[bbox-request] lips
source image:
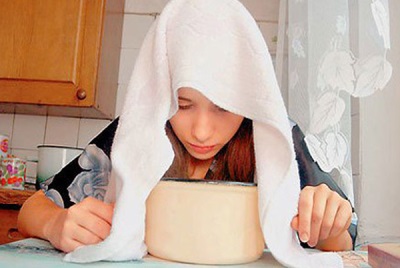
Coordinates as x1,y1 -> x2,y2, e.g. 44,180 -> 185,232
188,143 -> 216,154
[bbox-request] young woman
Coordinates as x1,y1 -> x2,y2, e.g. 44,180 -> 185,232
17,87 -> 355,253
18,0 -> 356,262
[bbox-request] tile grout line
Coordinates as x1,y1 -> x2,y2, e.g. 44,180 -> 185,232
42,115 -> 49,146
76,118 -> 82,148
10,113 -> 16,152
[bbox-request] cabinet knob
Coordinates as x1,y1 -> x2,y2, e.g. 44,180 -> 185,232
76,89 -> 87,100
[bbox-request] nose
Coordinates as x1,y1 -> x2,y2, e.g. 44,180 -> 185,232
192,111 -> 215,144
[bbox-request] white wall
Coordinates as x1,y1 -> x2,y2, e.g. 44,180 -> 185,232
354,0 -> 400,244
0,0 -> 280,176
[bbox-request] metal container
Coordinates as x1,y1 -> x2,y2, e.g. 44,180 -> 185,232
145,178 -> 265,265
37,145 -> 83,184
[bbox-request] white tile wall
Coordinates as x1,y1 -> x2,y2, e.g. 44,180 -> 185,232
12,115 -> 46,150
77,119 -> 112,148
124,0 -> 281,22
115,84 -> 129,116
44,116 -> 80,147
118,48 -> 140,84
121,15 -> 155,49
258,22 -> 279,54
240,0 -> 280,21
125,0 -> 169,14
1,0 -> 281,164
10,149 -> 39,162
0,113 -> 14,141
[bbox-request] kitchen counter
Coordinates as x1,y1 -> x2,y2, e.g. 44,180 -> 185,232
0,187 -> 36,206
0,238 -> 370,267
0,189 -> 374,267
0,187 -> 36,244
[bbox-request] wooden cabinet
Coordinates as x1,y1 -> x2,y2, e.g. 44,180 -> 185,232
0,0 -> 124,119
0,188 -> 35,244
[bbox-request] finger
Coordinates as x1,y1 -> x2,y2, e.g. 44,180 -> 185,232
71,209 -> 112,240
297,186 -> 314,243
52,219 -> 84,253
81,197 -> 114,225
291,215 -> 299,231
68,201 -> 112,240
307,189 -> 328,247
70,224 -> 104,246
318,195 -> 339,241
61,238 -> 84,253
329,201 -> 352,238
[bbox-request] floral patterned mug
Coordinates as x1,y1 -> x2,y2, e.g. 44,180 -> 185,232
0,157 -> 26,190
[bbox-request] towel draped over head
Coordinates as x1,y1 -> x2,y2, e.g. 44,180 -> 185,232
65,0 -> 343,267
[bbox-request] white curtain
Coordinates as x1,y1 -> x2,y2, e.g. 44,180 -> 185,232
276,0 -> 392,206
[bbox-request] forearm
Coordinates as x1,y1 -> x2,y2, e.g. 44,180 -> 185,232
17,190 -> 64,240
292,124 -> 356,252
315,229 -> 353,251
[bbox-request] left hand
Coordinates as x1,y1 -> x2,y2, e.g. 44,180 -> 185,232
291,184 -> 352,248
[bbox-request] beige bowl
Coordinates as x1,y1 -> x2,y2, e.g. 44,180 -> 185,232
145,178 -> 265,265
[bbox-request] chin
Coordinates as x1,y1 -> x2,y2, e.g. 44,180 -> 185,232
189,151 -> 216,161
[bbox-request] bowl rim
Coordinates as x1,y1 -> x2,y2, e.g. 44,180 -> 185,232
37,144 -> 84,150
161,177 -> 257,187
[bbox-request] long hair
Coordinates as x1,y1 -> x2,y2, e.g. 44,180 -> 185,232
164,118 -> 255,183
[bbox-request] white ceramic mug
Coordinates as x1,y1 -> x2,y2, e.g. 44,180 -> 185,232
37,145 -> 83,184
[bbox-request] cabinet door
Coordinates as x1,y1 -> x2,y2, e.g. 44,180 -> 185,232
0,0 -> 122,118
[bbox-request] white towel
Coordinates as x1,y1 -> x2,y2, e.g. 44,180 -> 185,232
65,0 -> 343,267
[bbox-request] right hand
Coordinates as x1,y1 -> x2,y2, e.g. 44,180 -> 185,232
44,197 -> 114,253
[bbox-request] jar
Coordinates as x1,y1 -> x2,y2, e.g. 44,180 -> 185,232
0,134 -> 9,159
0,157 -> 26,190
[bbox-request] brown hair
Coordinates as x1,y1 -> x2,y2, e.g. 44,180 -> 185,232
164,118 -> 255,183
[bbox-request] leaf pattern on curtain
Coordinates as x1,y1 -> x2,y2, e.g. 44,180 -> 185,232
353,56 -> 393,97
371,0 -> 391,49
309,92 -> 345,134
283,0 -> 392,205
304,131 -> 348,173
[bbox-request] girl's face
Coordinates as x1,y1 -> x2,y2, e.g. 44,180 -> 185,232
169,87 -> 244,161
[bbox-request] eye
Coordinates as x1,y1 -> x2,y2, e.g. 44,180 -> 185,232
179,104 -> 192,110
215,105 -> 228,112
177,97 -> 192,110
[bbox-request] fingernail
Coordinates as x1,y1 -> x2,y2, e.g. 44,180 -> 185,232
308,241 -> 316,248
300,232 -> 309,242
